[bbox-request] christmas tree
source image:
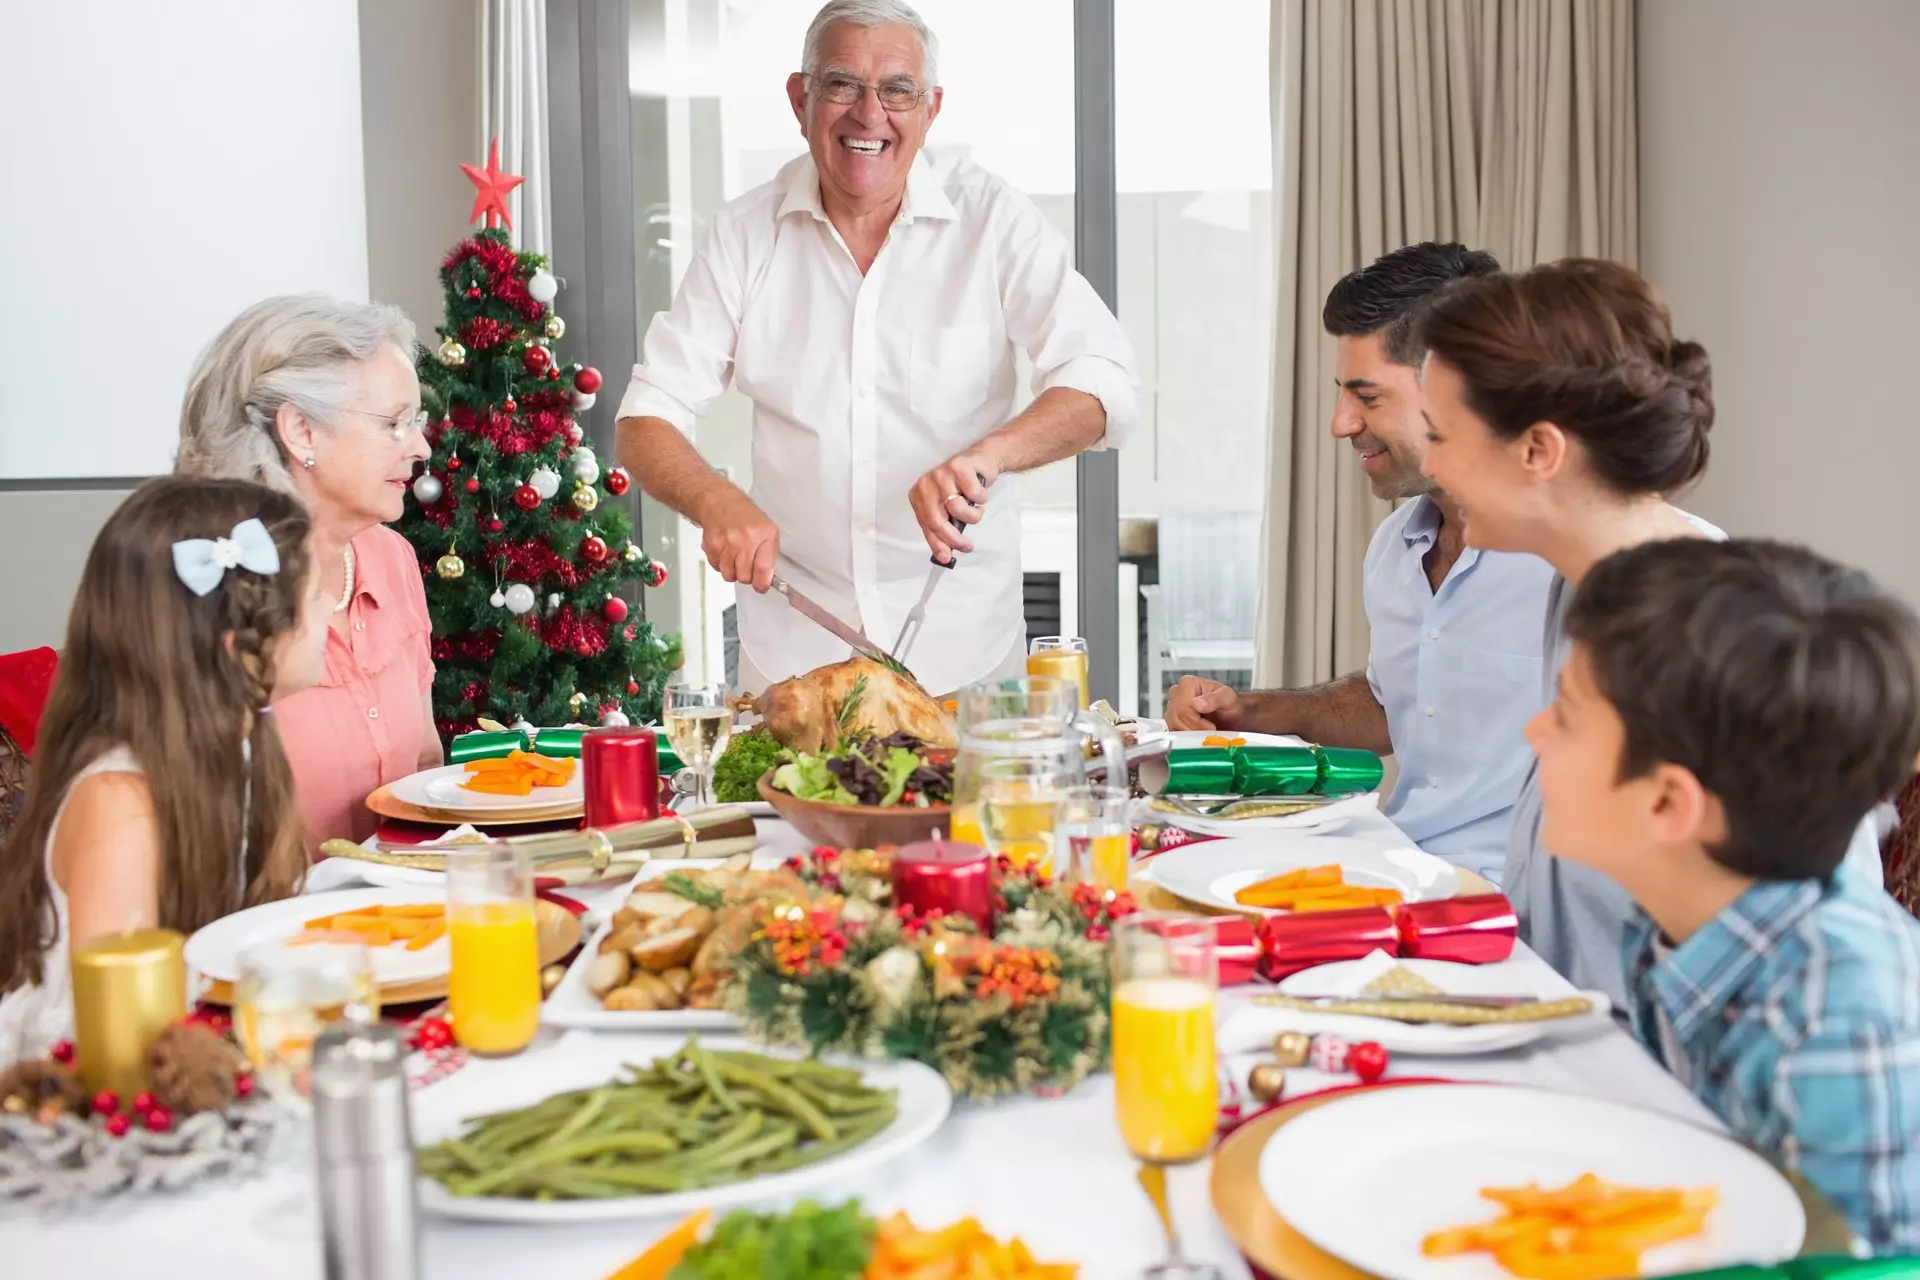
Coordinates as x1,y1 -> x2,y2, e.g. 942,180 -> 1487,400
396,140 -> 679,742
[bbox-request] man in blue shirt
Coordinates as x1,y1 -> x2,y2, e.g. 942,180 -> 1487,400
1168,243 -> 1553,884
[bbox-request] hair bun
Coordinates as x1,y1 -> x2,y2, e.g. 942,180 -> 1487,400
1667,338 -> 1715,436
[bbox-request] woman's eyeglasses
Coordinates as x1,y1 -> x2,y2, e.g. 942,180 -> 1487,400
328,406 -> 432,441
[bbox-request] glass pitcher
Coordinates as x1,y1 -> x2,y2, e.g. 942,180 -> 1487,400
950,676 -> 1128,875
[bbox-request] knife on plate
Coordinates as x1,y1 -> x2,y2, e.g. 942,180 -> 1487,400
769,574 -> 900,669
892,473 -> 987,667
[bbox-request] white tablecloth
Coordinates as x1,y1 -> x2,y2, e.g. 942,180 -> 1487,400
0,811 -> 1714,1280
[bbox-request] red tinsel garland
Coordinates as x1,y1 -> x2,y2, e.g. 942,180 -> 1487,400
458,316 -> 514,351
458,630 -> 500,663
486,540 -> 581,588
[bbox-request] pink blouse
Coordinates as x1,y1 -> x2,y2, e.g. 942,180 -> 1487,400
275,525 -> 436,851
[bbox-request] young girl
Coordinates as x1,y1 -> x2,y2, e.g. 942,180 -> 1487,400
0,476 -> 329,1065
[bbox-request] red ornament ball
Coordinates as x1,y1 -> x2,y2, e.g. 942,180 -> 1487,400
446,455 -> 462,471
104,1113 -> 132,1138
627,680 -> 640,695
234,1073 -> 255,1099
513,484 -> 541,511
465,477 -> 480,493
573,366 -> 603,394
581,535 -> 610,563
91,1090 -> 120,1116
604,466 -> 631,496
488,518 -> 504,533
49,1040 -> 74,1066
502,396 -> 518,414
1349,1040 -> 1390,1084
466,285 -> 482,299
603,597 -> 630,624
142,1105 -> 174,1134
132,1091 -> 156,1114
523,345 -> 553,374
547,367 -> 561,381
410,1017 -> 454,1052
646,560 -> 669,589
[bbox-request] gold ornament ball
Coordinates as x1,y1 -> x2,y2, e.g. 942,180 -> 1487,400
571,482 -> 599,513
435,553 -> 466,581
1247,1061 -> 1288,1104
437,337 -> 468,368
623,543 -> 643,563
541,963 -> 566,996
545,314 -> 566,341
1272,1030 -> 1312,1068
568,691 -> 588,709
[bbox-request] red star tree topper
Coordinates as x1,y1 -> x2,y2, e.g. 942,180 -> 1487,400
460,138 -> 525,231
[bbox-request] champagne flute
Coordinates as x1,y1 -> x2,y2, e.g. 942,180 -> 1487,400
1056,783 -> 1134,892
662,681 -> 733,808
977,753 -> 1076,877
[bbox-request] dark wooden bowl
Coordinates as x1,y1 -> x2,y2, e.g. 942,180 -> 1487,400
756,771 -> 951,849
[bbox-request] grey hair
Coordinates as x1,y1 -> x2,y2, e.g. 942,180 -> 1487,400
175,294 -> 418,495
801,0 -> 939,88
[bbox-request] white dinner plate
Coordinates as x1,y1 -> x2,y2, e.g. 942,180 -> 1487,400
1146,832 -> 1459,917
543,860 -> 740,1032
185,886 -> 450,987
1159,729 -> 1309,750
1258,1084 -> 1806,1280
413,1039 -> 952,1223
389,761 -> 585,816
1267,955 -> 1611,1055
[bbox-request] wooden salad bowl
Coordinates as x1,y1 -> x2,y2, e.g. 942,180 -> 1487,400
756,770 -> 951,850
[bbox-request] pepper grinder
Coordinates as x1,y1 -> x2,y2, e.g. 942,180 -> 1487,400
311,1023 -> 419,1280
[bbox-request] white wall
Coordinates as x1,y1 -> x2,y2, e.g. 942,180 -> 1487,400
1639,0 -> 1920,606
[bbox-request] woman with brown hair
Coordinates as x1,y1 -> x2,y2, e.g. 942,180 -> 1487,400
1418,258 -> 1882,1001
0,477 -> 327,1064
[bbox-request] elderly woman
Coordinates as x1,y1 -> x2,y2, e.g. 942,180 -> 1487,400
176,294 -> 439,847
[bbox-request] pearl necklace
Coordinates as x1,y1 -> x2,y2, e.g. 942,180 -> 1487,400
334,544 -> 356,613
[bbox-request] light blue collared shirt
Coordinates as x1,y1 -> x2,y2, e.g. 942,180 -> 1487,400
1364,496 -> 1556,883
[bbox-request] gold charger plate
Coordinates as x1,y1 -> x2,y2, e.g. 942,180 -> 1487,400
366,780 -> 585,826
197,897 -> 582,1008
1209,1082 -> 1856,1278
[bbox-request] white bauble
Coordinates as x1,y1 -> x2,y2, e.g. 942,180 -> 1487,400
411,474 -> 443,504
527,466 -> 561,500
503,583 -> 537,615
600,707 -> 631,727
489,589 -> 507,608
566,422 -> 585,444
528,268 -> 559,303
547,592 -> 562,609
571,447 -> 600,484
570,390 -> 597,412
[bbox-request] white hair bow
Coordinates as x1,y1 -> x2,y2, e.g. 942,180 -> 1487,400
171,518 -> 281,597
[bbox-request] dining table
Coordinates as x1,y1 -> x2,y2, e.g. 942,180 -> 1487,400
0,806 -> 1751,1280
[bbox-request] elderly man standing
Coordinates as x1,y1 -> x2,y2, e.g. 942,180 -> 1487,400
616,0 -> 1138,696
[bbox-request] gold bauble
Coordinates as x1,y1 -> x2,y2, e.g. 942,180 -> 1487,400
568,691 -> 588,709
545,314 -> 566,341
436,337 -> 468,368
1272,1030 -> 1312,1068
623,543 -> 643,563
1247,1061 -> 1288,1104
436,553 -> 466,581
571,482 -> 599,513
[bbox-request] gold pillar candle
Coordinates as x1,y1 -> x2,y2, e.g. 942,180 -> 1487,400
70,929 -> 188,1099
1026,649 -> 1090,709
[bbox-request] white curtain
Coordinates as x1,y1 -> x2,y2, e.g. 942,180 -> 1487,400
1256,0 -> 1637,687
481,0 -> 552,254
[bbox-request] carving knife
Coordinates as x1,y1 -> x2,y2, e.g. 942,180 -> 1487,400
892,474 -> 986,666
769,574 -> 896,668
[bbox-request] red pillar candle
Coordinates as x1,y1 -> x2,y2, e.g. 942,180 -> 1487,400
892,840 -> 994,933
582,726 -> 662,828
1397,894 -> 1517,965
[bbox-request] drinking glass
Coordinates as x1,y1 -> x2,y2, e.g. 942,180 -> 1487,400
1056,783 -> 1134,892
662,681 -> 733,808
446,842 -> 541,1056
1027,636 -> 1091,709
977,753 -> 1077,877
1111,912 -> 1218,1165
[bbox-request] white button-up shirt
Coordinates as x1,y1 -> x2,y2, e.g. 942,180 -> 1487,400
616,149 -> 1140,696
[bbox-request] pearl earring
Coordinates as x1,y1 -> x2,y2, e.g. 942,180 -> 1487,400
302,456 -> 317,470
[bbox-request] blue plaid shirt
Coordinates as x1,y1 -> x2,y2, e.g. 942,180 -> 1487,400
1623,871 -> 1920,1253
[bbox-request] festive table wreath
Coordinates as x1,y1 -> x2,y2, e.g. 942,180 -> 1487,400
725,847 -> 1137,1099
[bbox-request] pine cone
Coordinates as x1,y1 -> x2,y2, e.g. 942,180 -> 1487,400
146,1023 -> 242,1116
0,1059 -> 86,1117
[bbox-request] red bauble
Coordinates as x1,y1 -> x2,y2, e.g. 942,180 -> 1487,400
513,484 -> 540,511
446,455 -> 462,471
142,1106 -> 174,1134
234,1073 -> 255,1099
573,366 -> 603,394
576,641 -> 594,656
466,285 -> 482,299
465,477 -> 480,493
646,560 -> 669,589
131,1091 -> 156,1113
503,396 -> 518,414
547,367 -> 560,381
488,518 -> 504,533
410,1017 -> 454,1052
1349,1041 -> 1390,1084
49,1040 -> 74,1066
581,535 -> 609,563
523,345 -> 553,374
603,597 -> 630,623
627,680 -> 640,695
91,1090 -> 120,1116
604,466 -> 631,496
104,1113 -> 132,1138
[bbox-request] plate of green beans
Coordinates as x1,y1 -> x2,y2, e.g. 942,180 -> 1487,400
411,1036 -> 953,1222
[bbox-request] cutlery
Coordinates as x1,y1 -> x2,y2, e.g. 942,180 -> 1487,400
768,574 -> 906,672
892,472 -> 987,667
1253,993 -> 1598,1025
1146,794 -> 1350,821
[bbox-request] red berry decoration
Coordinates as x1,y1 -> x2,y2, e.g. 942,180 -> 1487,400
465,477 -> 480,493
523,345 -> 553,374
573,366 -> 603,395
603,596 -> 630,624
513,484 -> 541,511
1349,1040 -> 1390,1084
49,1040 -> 74,1066
503,396 -> 518,414
581,535 -> 609,563
627,680 -> 640,695
90,1089 -> 120,1116
446,455 -> 462,471
104,1113 -> 132,1138
646,560 -> 669,589
132,1091 -> 156,1113
142,1105 -> 174,1134
604,466 -> 631,496
410,1017 -> 454,1052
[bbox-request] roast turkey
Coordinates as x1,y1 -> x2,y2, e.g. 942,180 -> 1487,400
748,657 -> 957,754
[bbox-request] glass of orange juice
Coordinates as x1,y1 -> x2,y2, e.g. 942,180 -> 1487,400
446,842 -> 542,1056
1057,784 -> 1133,892
1112,912 -> 1218,1165
1027,637 -> 1090,709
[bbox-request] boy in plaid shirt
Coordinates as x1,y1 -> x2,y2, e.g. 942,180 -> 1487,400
1527,538 -> 1920,1253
